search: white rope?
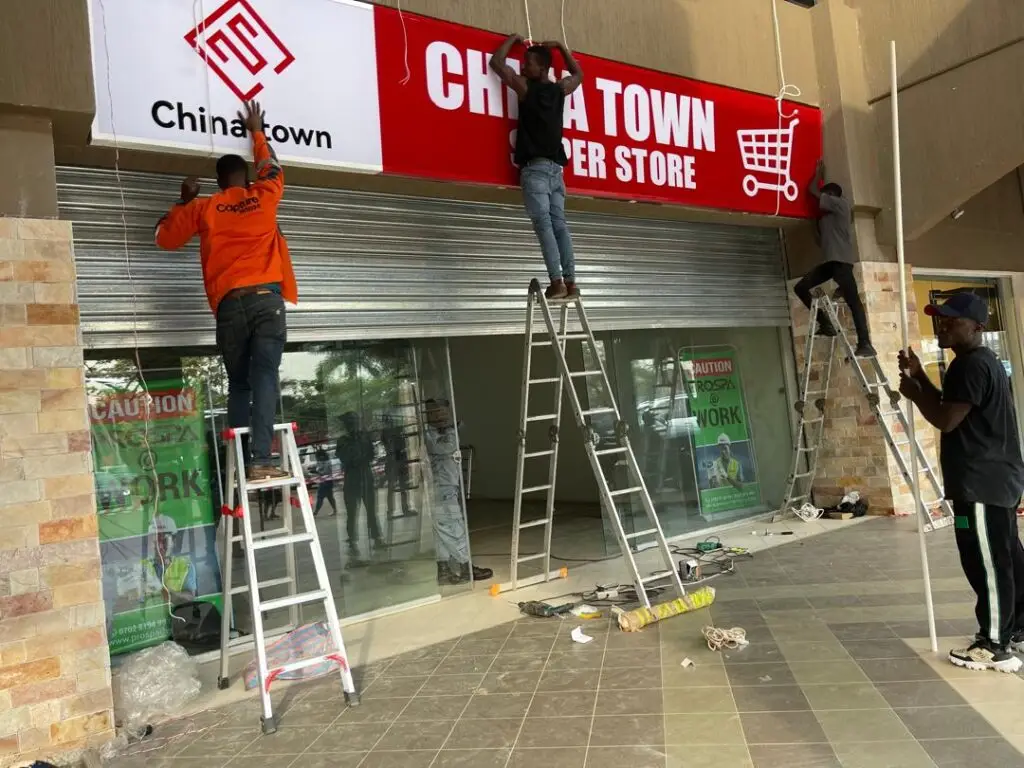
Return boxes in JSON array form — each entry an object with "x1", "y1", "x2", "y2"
[
  {"x1": 702, "y1": 626, "x2": 749, "y2": 651},
  {"x1": 397, "y1": 0, "x2": 411, "y2": 85},
  {"x1": 770, "y1": 0, "x2": 802, "y2": 217},
  {"x1": 560, "y1": 0, "x2": 567, "y2": 49},
  {"x1": 523, "y1": 0, "x2": 533, "y2": 45},
  {"x1": 193, "y1": 0, "x2": 218, "y2": 158}
]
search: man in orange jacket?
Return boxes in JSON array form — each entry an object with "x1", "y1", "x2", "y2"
[{"x1": 156, "y1": 100, "x2": 297, "y2": 482}]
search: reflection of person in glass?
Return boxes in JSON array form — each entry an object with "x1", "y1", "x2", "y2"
[
  {"x1": 382, "y1": 415, "x2": 416, "y2": 518},
  {"x1": 709, "y1": 434, "x2": 743, "y2": 490},
  {"x1": 141, "y1": 515, "x2": 197, "y2": 606},
  {"x1": 313, "y1": 447, "x2": 338, "y2": 517},
  {"x1": 336, "y1": 412, "x2": 383, "y2": 559},
  {"x1": 424, "y1": 399, "x2": 493, "y2": 585}
]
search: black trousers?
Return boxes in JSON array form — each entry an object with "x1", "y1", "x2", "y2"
[
  {"x1": 952, "y1": 500, "x2": 1024, "y2": 647},
  {"x1": 344, "y1": 469, "x2": 382, "y2": 545},
  {"x1": 793, "y1": 261, "x2": 870, "y2": 345}
]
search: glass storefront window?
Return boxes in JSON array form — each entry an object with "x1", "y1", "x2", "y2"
[
  {"x1": 87, "y1": 338, "x2": 473, "y2": 659},
  {"x1": 913, "y1": 276, "x2": 1014, "y2": 387},
  {"x1": 596, "y1": 327, "x2": 793, "y2": 542}
]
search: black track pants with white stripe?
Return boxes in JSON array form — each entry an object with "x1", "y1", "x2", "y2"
[{"x1": 952, "y1": 501, "x2": 1024, "y2": 647}]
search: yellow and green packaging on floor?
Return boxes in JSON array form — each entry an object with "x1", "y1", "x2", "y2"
[{"x1": 616, "y1": 586, "x2": 716, "y2": 632}]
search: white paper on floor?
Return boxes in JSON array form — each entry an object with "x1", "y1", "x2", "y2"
[{"x1": 570, "y1": 626, "x2": 594, "y2": 644}]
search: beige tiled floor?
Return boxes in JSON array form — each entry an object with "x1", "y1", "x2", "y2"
[{"x1": 109, "y1": 517, "x2": 1024, "y2": 767}]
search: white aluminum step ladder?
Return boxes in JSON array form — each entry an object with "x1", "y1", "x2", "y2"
[
  {"x1": 217, "y1": 422, "x2": 359, "y2": 734},
  {"x1": 776, "y1": 291, "x2": 954, "y2": 532},
  {"x1": 494, "y1": 279, "x2": 687, "y2": 607}
]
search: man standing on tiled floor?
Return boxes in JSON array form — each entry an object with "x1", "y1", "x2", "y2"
[{"x1": 899, "y1": 292, "x2": 1024, "y2": 672}]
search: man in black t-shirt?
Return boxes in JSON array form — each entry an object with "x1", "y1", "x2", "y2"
[
  {"x1": 899, "y1": 292, "x2": 1024, "y2": 672},
  {"x1": 490, "y1": 35, "x2": 583, "y2": 300}
]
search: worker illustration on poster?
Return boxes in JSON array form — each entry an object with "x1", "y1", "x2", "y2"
[
  {"x1": 682, "y1": 348, "x2": 761, "y2": 516},
  {"x1": 91, "y1": 377, "x2": 223, "y2": 655}
]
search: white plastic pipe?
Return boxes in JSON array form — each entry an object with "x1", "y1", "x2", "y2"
[{"x1": 891, "y1": 40, "x2": 939, "y2": 654}]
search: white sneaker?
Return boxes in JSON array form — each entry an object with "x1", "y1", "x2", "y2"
[{"x1": 948, "y1": 639, "x2": 1023, "y2": 673}]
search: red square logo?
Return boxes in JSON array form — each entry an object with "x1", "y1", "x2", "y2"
[{"x1": 184, "y1": 0, "x2": 295, "y2": 101}]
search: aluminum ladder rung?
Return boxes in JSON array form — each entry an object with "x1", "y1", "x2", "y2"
[
  {"x1": 529, "y1": 377, "x2": 561, "y2": 385},
  {"x1": 246, "y1": 475, "x2": 302, "y2": 491},
  {"x1": 504, "y1": 279, "x2": 686, "y2": 607},
  {"x1": 641, "y1": 571, "x2": 675, "y2": 584},
  {"x1": 526, "y1": 413, "x2": 558, "y2": 422},
  {"x1": 517, "y1": 553, "x2": 547, "y2": 564},
  {"x1": 230, "y1": 576, "x2": 292, "y2": 596},
  {"x1": 521, "y1": 484, "x2": 553, "y2": 494},
  {"x1": 218, "y1": 421, "x2": 359, "y2": 732},
  {"x1": 251, "y1": 532, "x2": 315, "y2": 551},
  {"x1": 609, "y1": 486, "x2": 643, "y2": 497},
  {"x1": 519, "y1": 518, "x2": 550, "y2": 530},
  {"x1": 260, "y1": 589, "x2": 328, "y2": 613}
]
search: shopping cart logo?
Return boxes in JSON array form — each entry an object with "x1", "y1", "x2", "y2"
[
  {"x1": 737, "y1": 118, "x2": 800, "y2": 203},
  {"x1": 184, "y1": 0, "x2": 296, "y2": 102}
]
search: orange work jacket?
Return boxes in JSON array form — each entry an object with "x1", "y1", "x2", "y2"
[{"x1": 154, "y1": 131, "x2": 298, "y2": 313}]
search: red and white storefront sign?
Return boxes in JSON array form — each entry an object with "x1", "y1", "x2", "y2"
[{"x1": 88, "y1": 0, "x2": 821, "y2": 218}]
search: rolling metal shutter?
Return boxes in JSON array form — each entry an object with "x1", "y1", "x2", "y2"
[{"x1": 56, "y1": 167, "x2": 788, "y2": 350}]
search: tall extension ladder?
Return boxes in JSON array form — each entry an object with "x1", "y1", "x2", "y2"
[
  {"x1": 777, "y1": 291, "x2": 954, "y2": 532},
  {"x1": 494, "y1": 279, "x2": 687, "y2": 607},
  {"x1": 218, "y1": 422, "x2": 359, "y2": 734}
]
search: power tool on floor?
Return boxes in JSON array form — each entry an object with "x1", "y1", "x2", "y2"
[{"x1": 518, "y1": 600, "x2": 576, "y2": 618}]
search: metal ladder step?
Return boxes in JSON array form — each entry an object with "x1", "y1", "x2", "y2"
[
  {"x1": 501, "y1": 278, "x2": 686, "y2": 607},
  {"x1": 260, "y1": 589, "x2": 329, "y2": 613},
  {"x1": 218, "y1": 421, "x2": 359, "y2": 732}
]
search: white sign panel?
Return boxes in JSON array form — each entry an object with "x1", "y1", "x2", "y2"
[{"x1": 88, "y1": 0, "x2": 382, "y2": 171}]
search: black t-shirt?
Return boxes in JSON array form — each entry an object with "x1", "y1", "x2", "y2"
[
  {"x1": 515, "y1": 80, "x2": 568, "y2": 167},
  {"x1": 940, "y1": 346, "x2": 1024, "y2": 508}
]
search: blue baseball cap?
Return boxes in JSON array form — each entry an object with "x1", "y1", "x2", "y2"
[{"x1": 924, "y1": 292, "x2": 989, "y2": 326}]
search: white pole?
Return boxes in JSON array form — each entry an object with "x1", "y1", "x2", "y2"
[{"x1": 891, "y1": 40, "x2": 938, "y2": 654}]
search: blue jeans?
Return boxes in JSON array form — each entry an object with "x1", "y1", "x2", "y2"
[
  {"x1": 216, "y1": 285, "x2": 286, "y2": 466},
  {"x1": 521, "y1": 159, "x2": 576, "y2": 282}
]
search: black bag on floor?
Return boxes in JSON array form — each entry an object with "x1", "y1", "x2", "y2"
[{"x1": 171, "y1": 601, "x2": 222, "y2": 653}]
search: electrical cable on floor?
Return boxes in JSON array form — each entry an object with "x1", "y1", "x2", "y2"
[{"x1": 702, "y1": 625, "x2": 748, "y2": 651}]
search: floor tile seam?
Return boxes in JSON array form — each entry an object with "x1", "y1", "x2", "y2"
[
  {"x1": 578, "y1": 612, "x2": 616, "y2": 768},
  {"x1": 348, "y1": 623, "x2": 517, "y2": 768},
  {"x1": 421, "y1": 622, "x2": 534, "y2": 768}
]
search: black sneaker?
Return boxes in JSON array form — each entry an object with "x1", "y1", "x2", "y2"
[
  {"x1": 948, "y1": 638, "x2": 1023, "y2": 673},
  {"x1": 854, "y1": 342, "x2": 877, "y2": 359}
]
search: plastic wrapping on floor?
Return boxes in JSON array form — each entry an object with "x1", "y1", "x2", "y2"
[
  {"x1": 243, "y1": 622, "x2": 340, "y2": 690},
  {"x1": 113, "y1": 641, "x2": 202, "y2": 736}
]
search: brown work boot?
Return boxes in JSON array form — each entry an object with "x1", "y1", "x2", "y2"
[
  {"x1": 246, "y1": 464, "x2": 290, "y2": 483},
  {"x1": 545, "y1": 279, "x2": 568, "y2": 300},
  {"x1": 564, "y1": 280, "x2": 578, "y2": 299}
]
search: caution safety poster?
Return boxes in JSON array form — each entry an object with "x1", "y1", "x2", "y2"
[
  {"x1": 89, "y1": 376, "x2": 223, "y2": 656},
  {"x1": 682, "y1": 348, "x2": 762, "y2": 517}
]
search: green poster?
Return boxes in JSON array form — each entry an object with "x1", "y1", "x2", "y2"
[
  {"x1": 682, "y1": 348, "x2": 762, "y2": 516},
  {"x1": 90, "y1": 378, "x2": 223, "y2": 655}
]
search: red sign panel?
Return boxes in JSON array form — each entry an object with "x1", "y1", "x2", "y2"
[{"x1": 374, "y1": 7, "x2": 821, "y2": 218}]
